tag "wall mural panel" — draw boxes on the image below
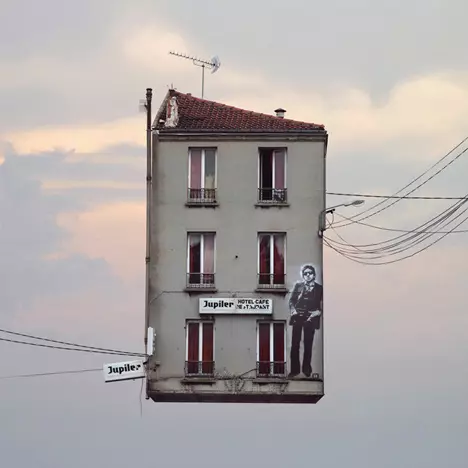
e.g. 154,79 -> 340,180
287,263 -> 323,380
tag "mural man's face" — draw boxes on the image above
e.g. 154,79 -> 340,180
303,269 -> 315,283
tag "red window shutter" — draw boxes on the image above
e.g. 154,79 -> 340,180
273,235 -> 285,284
187,322 -> 199,374
273,322 -> 285,375
258,234 -> 271,284
202,322 -> 214,374
258,322 -> 271,375
188,234 -> 201,284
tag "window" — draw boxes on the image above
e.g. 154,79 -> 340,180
257,233 -> 286,288
185,320 -> 215,376
258,148 -> 287,203
188,148 -> 217,203
257,321 -> 286,377
187,232 -> 216,288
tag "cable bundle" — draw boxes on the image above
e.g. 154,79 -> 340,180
325,136 -> 468,265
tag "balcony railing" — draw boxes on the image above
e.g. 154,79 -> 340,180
185,360 -> 215,376
256,361 -> 286,378
257,188 -> 287,204
186,273 -> 216,289
257,273 -> 286,289
187,188 -> 217,204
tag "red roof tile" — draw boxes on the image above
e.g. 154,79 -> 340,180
155,90 -> 325,133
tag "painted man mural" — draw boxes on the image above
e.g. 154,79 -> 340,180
288,264 -> 323,378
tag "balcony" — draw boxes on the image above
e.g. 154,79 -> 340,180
256,361 -> 286,378
256,273 -> 287,291
187,188 -> 218,205
185,360 -> 215,377
186,273 -> 216,291
257,188 -> 288,205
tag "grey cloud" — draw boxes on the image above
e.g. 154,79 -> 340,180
2,0 -> 468,130
1,143 -> 145,203
0,147 -> 123,316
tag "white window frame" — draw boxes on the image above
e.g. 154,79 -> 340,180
186,232 -> 217,275
256,320 -> 287,367
188,148 -> 218,190
257,148 -> 287,190
185,320 -> 216,365
257,232 -> 286,279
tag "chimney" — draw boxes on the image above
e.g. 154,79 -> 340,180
275,108 -> 286,118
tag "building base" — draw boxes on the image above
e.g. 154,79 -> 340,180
148,391 -> 323,404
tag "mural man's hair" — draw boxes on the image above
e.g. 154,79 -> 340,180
301,264 -> 316,276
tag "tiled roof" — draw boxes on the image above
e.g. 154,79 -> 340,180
154,90 -> 325,133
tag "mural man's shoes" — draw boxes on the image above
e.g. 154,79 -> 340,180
303,369 -> 312,378
288,372 -> 299,379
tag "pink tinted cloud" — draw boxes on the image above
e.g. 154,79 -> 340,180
56,201 -> 145,283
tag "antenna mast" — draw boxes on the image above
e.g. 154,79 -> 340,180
168,51 -> 221,99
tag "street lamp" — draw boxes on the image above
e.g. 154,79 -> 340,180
318,199 -> 364,237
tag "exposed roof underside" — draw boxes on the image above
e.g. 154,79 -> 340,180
154,90 -> 326,134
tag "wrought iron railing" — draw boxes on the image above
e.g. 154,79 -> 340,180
187,188 -> 217,203
256,361 -> 286,378
258,188 -> 287,203
257,273 -> 286,289
185,360 -> 215,376
186,273 -> 216,289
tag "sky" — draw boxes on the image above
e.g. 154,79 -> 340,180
1,0 -> 468,466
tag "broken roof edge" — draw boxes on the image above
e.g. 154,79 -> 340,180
152,89 -> 171,128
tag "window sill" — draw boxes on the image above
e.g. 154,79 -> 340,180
181,377 -> 217,385
255,202 -> 290,208
255,287 -> 289,295
184,287 -> 218,294
185,201 -> 219,208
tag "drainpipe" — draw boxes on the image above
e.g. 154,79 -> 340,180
144,88 -> 152,351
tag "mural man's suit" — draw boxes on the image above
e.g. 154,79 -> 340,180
288,264 -> 323,378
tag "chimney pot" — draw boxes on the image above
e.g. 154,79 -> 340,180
275,108 -> 286,118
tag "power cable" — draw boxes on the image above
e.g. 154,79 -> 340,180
326,196 -> 468,253
324,208 -> 468,265
327,192 -> 465,200
0,337 -> 146,357
330,211 -> 468,234
326,200 -> 468,258
332,138 -> 468,228
0,368 -> 101,380
0,327 -> 145,357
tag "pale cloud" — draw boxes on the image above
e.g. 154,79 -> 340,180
4,116 -> 143,154
4,69 -> 468,166
42,180 -> 141,190
56,202 -> 145,282
2,18 -> 468,167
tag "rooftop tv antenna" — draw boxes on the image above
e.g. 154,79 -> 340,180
168,51 -> 221,99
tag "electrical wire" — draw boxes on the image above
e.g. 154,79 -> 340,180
327,192 -> 465,200
324,207 -> 468,265
328,205 -> 468,258
326,196 -> 468,252
0,368 -> 101,380
330,212 -> 468,234
0,327 -> 145,357
332,137 -> 468,228
324,195 -> 468,260
0,337 -> 146,357
326,202 -> 468,258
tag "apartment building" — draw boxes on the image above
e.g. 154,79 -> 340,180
146,89 -> 328,403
